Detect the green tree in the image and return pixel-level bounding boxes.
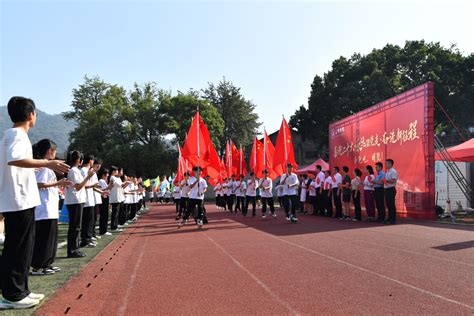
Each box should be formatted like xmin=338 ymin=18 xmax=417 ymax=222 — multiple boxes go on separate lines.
xmin=202 ymin=78 xmax=260 ymax=153
xmin=290 ymin=40 xmax=474 ymax=157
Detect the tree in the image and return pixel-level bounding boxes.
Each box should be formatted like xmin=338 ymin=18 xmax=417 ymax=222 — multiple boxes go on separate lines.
xmin=290 ymin=40 xmax=474 ymax=157
xmin=202 ymin=78 xmax=260 ymax=154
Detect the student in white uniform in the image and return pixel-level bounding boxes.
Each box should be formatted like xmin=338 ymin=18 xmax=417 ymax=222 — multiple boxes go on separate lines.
xmin=234 ymin=176 xmax=244 ymax=213
xmin=80 ymin=154 xmax=97 ymax=248
xmin=213 ymin=181 xmax=222 ymax=209
xmin=109 ymin=166 xmax=126 ymax=231
xmin=0 ymin=97 xmax=69 ymax=309
xmin=91 ymin=159 xmax=104 ymax=240
xmin=275 ymin=180 xmax=284 ymax=208
xmin=314 ymin=165 xmax=326 ymax=216
xmin=179 ymin=167 xmax=207 ymax=228
xmin=173 ymin=181 xmax=181 ymax=216
xmin=280 ymin=163 xmax=299 ymax=222
xmin=228 ymin=175 xmax=236 ymax=213
xmin=384 ymin=159 xmax=398 ymax=225
xmin=98 ymin=168 xmax=112 ymax=236
xmin=332 ymin=166 xmax=343 ymax=218
xmin=31 ymin=139 xmax=72 ymax=275
xmin=243 ymin=172 xmax=258 ymax=216
xmin=323 ymin=170 xmax=333 ymax=217
xmin=299 ymin=174 xmax=308 ymax=214
xmin=259 ymin=169 xmax=276 ymax=218
xmin=178 ymin=172 xmax=191 ymax=219
xmin=65 ymin=151 xmax=95 ymax=258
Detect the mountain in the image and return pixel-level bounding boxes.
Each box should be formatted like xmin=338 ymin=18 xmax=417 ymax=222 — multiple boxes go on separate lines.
xmin=0 ymin=106 xmax=76 ymax=156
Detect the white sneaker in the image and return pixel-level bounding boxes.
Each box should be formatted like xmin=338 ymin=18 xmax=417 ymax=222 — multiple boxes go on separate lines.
xmin=178 ymin=220 xmax=185 ymax=228
xmin=95 ymin=235 xmax=101 ymax=239
xmin=31 ymin=268 xmax=55 ymax=275
xmin=290 ymin=215 xmax=298 ymax=223
xmin=0 ymin=234 xmax=5 ymax=245
xmin=28 ymin=293 xmax=44 ymax=301
xmin=197 ymin=219 xmax=203 ymax=227
xmin=91 ymin=237 xmax=97 ymax=241
xmin=0 ymin=296 xmax=39 ymax=309
xmin=102 ymin=232 xmax=112 ymax=236
xmin=262 ymin=215 xmax=266 ymax=219
xmin=286 ymin=215 xmax=291 ymax=221
xmin=271 ymin=213 xmax=277 ymax=218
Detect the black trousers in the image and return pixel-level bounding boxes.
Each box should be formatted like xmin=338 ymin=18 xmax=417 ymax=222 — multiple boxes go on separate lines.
xmin=110 ymin=203 xmax=120 ymax=230
xmin=130 ymin=203 xmax=138 ymax=220
xmin=223 ymin=195 xmax=228 ymax=210
xmin=183 ymin=199 xmax=204 ymax=221
xmin=283 ymin=195 xmax=298 ymax=216
xmin=32 ymin=219 xmax=58 ymax=270
xmin=236 ymin=196 xmax=245 ymax=212
xmin=278 ymin=196 xmax=284 ymax=208
xmin=81 ymin=206 xmax=94 ymax=246
xmin=119 ymin=203 xmax=129 ymax=225
xmin=352 ymin=190 xmax=362 ymax=220
xmin=93 ymin=204 xmax=99 ymax=237
xmin=175 ymin=199 xmax=181 ymax=215
xmin=67 ymin=203 xmax=83 ymax=256
xmin=227 ymin=194 xmax=235 ymax=212
xmin=1 ymin=208 xmax=35 ymax=301
xmin=323 ymin=190 xmax=333 ymax=217
xmin=244 ymin=196 xmax=256 ymax=216
xmin=333 ymin=188 xmax=342 ymax=218
xmin=262 ymin=197 xmax=275 ymax=215
xmin=374 ymin=187 xmax=386 ymax=221
xmin=179 ymin=198 xmax=189 ymax=217
xmin=99 ymin=197 xmax=109 ymax=235
xmin=385 ymin=187 xmax=397 ymax=223
xmin=315 ymin=189 xmax=324 ymax=215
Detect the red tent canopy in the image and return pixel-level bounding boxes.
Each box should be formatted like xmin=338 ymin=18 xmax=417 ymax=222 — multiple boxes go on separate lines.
xmin=435 ymin=138 xmax=474 ymax=162
xmin=296 ymin=158 xmax=330 ymax=175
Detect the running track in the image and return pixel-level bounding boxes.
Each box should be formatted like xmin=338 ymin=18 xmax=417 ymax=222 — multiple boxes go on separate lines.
xmin=38 ymin=203 xmax=474 ymax=315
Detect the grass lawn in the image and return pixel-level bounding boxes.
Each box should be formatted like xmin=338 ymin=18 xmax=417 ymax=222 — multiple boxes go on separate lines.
xmin=0 ymin=222 xmax=122 ymax=315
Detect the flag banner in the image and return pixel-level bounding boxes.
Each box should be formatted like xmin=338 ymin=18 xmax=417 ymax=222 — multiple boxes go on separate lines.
xmin=273 ymin=118 xmax=297 ymax=175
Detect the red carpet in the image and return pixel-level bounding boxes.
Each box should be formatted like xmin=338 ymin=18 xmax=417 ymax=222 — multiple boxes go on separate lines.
xmin=37 ymin=203 xmax=474 ymax=315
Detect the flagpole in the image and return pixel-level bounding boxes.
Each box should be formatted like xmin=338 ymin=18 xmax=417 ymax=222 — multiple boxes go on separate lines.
xmin=282 ymin=116 xmax=288 ymax=165
xmin=197 ymin=112 xmax=200 ymax=162
xmin=253 ymin=138 xmax=257 ymax=172
xmin=263 ymin=128 xmax=267 ymax=171
xmin=239 ymin=144 xmax=242 ymax=176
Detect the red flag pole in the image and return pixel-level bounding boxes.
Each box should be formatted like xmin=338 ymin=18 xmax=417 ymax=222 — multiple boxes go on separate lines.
xmin=239 ymin=144 xmax=243 ymax=176
xmin=282 ymin=116 xmax=288 ymax=165
xmin=263 ymin=128 xmax=267 ymax=170
xmin=197 ymin=112 xmax=200 ymax=162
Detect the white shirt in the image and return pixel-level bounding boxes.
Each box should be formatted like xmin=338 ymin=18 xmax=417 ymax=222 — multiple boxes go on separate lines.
xmin=259 ymin=178 xmax=273 ymax=198
xmin=214 ymin=183 xmax=223 ymax=196
xmin=0 ymin=128 xmax=40 ymax=213
xmin=99 ymin=179 xmax=108 ymax=198
xmin=324 ymin=177 xmax=333 ymax=191
xmin=109 ymin=175 xmax=125 ymax=203
xmin=230 ymin=180 xmax=237 ymax=195
xmin=124 ymin=182 xmax=134 ymax=204
xmin=246 ymin=179 xmax=258 ymax=197
xmin=65 ymin=166 xmax=86 ymax=205
xmin=35 ymin=167 xmax=59 ymax=220
xmin=385 ymin=168 xmax=398 ymax=189
xmin=81 ymin=167 xmax=96 ymax=207
xmin=234 ymin=181 xmax=243 ymax=197
xmin=173 ymin=186 xmax=181 ymax=199
xmin=363 ymin=175 xmax=375 ymax=191
xmin=315 ymin=171 xmax=325 ymax=188
xmin=276 ymin=184 xmax=284 ymax=197
xmin=333 ymin=173 xmax=343 ymax=188
xmin=281 ymin=173 xmax=298 ymax=196
xmin=223 ymin=182 xmax=232 ymax=195
xmin=181 ymin=179 xmax=191 ymax=197
xmin=91 ymin=173 xmax=102 ymax=205
xmin=189 ymin=177 xmax=207 ymax=200
xmin=309 ymin=179 xmax=316 ymax=196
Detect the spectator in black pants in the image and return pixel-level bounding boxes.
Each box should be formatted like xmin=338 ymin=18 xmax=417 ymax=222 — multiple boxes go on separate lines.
xmin=373 ymin=162 xmax=386 ymax=222
xmin=351 ymin=168 xmax=362 ymax=221
xmin=332 ymin=166 xmax=343 ymax=218
xmin=323 ymin=170 xmax=333 ymax=217
xmin=384 ymin=159 xmax=398 ymax=224
xmin=98 ymin=168 xmax=111 ymax=235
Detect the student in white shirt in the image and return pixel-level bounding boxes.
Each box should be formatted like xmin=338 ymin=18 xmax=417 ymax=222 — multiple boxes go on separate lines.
xmin=80 ymin=154 xmax=97 ymax=248
xmin=332 ymin=166 xmax=343 ymax=218
xmin=178 ymin=172 xmax=191 ymax=220
xmin=179 ymin=166 xmax=207 ymax=228
xmin=65 ymin=151 xmax=95 ymax=258
xmin=234 ymin=175 xmax=245 ymax=214
xmin=213 ymin=181 xmax=222 ymax=209
xmin=280 ymin=163 xmax=299 ymax=222
xmin=0 ymin=97 xmax=69 ymax=309
xmin=299 ymin=174 xmax=308 ymax=214
xmin=259 ymin=169 xmax=276 ymax=218
xmin=323 ymin=170 xmax=333 ymax=217
xmin=363 ymin=165 xmax=376 ymax=221
xmin=228 ymin=174 xmax=236 ymax=213
xmin=243 ymin=172 xmax=258 ymax=216
xmin=314 ymin=165 xmax=326 ymax=216
xmin=109 ymin=166 xmax=127 ymax=231
xmin=275 ymin=180 xmax=284 ymax=208
xmin=91 ymin=159 xmax=105 ymax=239
xmin=97 ymin=168 xmax=112 ymax=236
xmin=31 ymin=139 xmax=72 ymax=276
xmin=384 ymin=159 xmax=398 ymax=225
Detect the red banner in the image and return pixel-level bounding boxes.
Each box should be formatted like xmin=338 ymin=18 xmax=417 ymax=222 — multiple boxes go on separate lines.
xmin=329 ymin=82 xmax=435 ymax=219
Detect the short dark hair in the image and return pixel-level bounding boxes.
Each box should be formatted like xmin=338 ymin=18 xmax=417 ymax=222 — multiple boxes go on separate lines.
xmin=98 ymin=168 xmax=109 ymax=179
xmin=375 ymin=162 xmax=383 ymax=169
xmin=366 ymin=165 xmax=374 ymax=175
xmin=386 ymin=159 xmax=394 ymax=165
xmin=94 ymin=158 xmax=103 ymax=165
xmin=333 ymin=166 xmax=340 ymax=172
xmin=354 ymin=168 xmax=362 ymax=177
xmin=342 ymin=166 xmax=349 ymax=173
xmin=83 ymin=154 xmax=95 ymax=165
xmin=316 ymin=165 xmax=322 ymax=171
xmin=7 ymin=96 xmax=36 ymax=123
xmin=32 ymin=139 xmax=57 ymax=159
xmin=66 ymin=150 xmax=83 ymax=167
xmin=231 ymin=174 xmax=236 ymax=177
xmin=287 ymin=163 xmax=293 ymax=167
xmin=110 ymin=166 xmax=118 ymax=173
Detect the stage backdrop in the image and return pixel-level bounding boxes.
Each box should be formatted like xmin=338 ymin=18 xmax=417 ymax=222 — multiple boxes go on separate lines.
xmin=329 ymin=82 xmax=435 ymax=219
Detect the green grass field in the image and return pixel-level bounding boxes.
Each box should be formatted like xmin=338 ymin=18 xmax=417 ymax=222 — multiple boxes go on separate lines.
xmin=0 ymin=222 xmax=122 ymax=315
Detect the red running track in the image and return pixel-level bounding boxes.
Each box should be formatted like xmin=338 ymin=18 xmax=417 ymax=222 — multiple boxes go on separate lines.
xmin=37 ymin=203 xmax=474 ymax=315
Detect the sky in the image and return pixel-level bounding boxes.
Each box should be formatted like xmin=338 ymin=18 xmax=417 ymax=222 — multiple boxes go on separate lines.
xmin=1 ymin=0 xmax=473 ymax=134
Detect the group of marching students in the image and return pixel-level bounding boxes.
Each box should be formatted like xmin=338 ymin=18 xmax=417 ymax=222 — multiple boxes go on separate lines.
xmin=0 ymin=97 xmax=147 ymax=309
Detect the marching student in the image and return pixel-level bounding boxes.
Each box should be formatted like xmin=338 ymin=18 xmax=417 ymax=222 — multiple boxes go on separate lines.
xmin=173 ymin=181 xmax=182 ymax=216
xmin=351 ymin=168 xmax=363 ymax=221
xmin=109 ymin=166 xmax=126 ymax=232
xmin=179 ymin=166 xmax=207 ymax=228
xmin=235 ymin=175 xmax=245 ymax=213
xmin=213 ymin=181 xmax=223 ymax=209
xmin=80 ymin=154 xmax=97 ymax=248
xmin=31 ymin=139 xmax=72 ymax=276
xmin=98 ymin=168 xmax=112 ymax=236
xmin=384 ymin=159 xmax=398 ymax=225
xmin=228 ymin=174 xmax=236 ymax=213
xmin=275 ymin=180 xmax=285 ymax=208
xmin=373 ymin=162 xmax=386 ymax=222
xmin=363 ymin=165 xmax=376 ymax=222
xmin=323 ymin=170 xmax=333 ymax=217
xmin=332 ymin=166 xmax=343 ymax=219
xmin=281 ymin=163 xmax=299 ymax=222
xmin=299 ymin=174 xmax=308 ymax=214
xmin=178 ymin=172 xmax=190 ymax=219
xmin=243 ymin=172 xmax=258 ymax=216
xmin=340 ymin=166 xmax=352 ymax=220
xmin=259 ymin=169 xmax=276 ymax=218
xmin=222 ymin=178 xmax=230 ymax=211
xmin=0 ymin=96 xmax=69 ymax=309
xmin=65 ymin=150 xmax=95 ymax=258
xmin=314 ymin=165 xmax=325 ymax=216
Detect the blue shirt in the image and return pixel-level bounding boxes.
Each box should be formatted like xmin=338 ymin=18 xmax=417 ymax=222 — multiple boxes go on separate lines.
xmin=374 ymin=171 xmax=385 ymax=188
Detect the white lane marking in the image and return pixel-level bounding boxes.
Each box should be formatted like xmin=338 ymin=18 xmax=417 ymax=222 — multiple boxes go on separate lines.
xmin=204 ymin=232 xmax=300 ymax=316
xmin=267 ymin=233 xmax=474 ymax=311
xmin=117 ymin=237 xmax=147 ymax=316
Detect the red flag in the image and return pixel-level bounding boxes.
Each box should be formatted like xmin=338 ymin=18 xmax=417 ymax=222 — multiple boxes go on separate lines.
xmin=273 ymin=118 xmax=297 ymax=176
xmin=250 ymin=137 xmax=264 ymax=178
xmin=226 ymin=140 xmax=238 ymax=176
xmin=182 ymin=112 xmax=210 ymax=168
xmin=262 ymin=130 xmax=278 ymax=180
xmin=238 ymin=144 xmax=247 ymax=178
